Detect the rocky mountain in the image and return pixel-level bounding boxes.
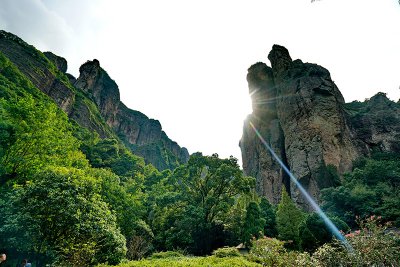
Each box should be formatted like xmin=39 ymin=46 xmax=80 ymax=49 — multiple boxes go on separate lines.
xmin=73 ymin=59 xmax=189 ymax=170
xmin=0 ymin=30 xmax=188 ymax=170
xmin=240 ymin=45 xmax=400 ymax=209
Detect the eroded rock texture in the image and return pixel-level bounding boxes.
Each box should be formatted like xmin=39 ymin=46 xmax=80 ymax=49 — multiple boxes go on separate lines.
xmin=74 ymin=60 xmax=189 ymax=170
xmin=241 ymin=45 xmax=400 ymax=209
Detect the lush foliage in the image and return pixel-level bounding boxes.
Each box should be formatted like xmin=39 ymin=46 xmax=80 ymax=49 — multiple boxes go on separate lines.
xmin=0 ymin=55 xmax=144 ymax=266
xmin=1 ymin=45 xmax=400 ymax=267
xmin=242 ymin=202 xmax=265 ymax=246
xmin=299 ymin=213 xmax=349 ymax=252
xmin=97 ymin=255 xmax=261 ymax=267
xmin=259 ymin=197 xmax=277 ymax=237
xmin=321 ymin=153 xmax=400 ymax=227
xmin=276 ymin=189 xmax=305 ymax=249
xmin=312 ymin=216 xmax=400 ymax=266
xmin=212 ymin=247 xmax=241 ymax=258
xmin=148 ymin=153 xmax=256 ymax=255
xmin=248 ymin=237 xmax=312 ymax=266
xmin=102 ymin=219 xmax=399 ymax=266
xmin=1 ymin=168 xmax=126 ymax=266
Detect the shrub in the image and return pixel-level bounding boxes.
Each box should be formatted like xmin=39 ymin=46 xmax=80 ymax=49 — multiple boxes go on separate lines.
xmin=212 ymin=247 xmax=241 ymax=258
xmin=248 ymin=237 xmax=313 ymax=266
xmin=312 ymin=216 xmax=400 ymax=266
xmin=150 ymin=251 xmax=184 ymax=259
xmin=248 ymin=237 xmax=286 ymax=265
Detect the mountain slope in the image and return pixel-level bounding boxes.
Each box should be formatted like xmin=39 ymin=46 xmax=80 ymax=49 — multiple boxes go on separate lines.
xmin=0 ymin=30 xmax=188 ymax=170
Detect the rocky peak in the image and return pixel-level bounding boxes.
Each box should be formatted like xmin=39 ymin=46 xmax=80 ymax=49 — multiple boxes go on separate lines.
xmin=246 ymin=62 xmax=276 ymax=117
xmin=367 ymin=92 xmax=392 ymax=109
xmin=241 ymin=45 xmax=360 ymax=209
xmin=0 ymin=30 xmax=75 ymax=113
xmin=43 ymin=51 xmax=68 ymax=73
xmin=268 ymin=44 xmax=293 ymax=75
xmin=0 ymin=30 xmax=188 ymax=171
xmin=74 ymin=59 xmax=189 ymax=170
xmin=75 ymin=59 xmax=120 ymax=101
xmin=74 ymin=59 xmax=120 ymax=120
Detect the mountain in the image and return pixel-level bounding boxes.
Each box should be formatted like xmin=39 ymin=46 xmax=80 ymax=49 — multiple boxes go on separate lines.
xmin=0 ymin=30 xmax=188 ymax=170
xmin=240 ymin=45 xmax=400 ymax=209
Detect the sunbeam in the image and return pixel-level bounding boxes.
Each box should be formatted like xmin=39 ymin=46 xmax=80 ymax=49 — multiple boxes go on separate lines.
xmin=249 ymin=121 xmax=354 ymax=252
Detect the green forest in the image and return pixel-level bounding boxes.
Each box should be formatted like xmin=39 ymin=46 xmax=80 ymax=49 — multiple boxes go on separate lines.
xmin=0 ymin=42 xmax=399 ymax=267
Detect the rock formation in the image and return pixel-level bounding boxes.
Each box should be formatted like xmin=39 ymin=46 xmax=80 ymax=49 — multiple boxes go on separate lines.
xmin=240 ymin=45 xmax=400 ymax=209
xmin=0 ymin=31 xmax=75 ymax=113
xmin=74 ymin=59 xmax=189 ymax=170
xmin=0 ymin=30 xmax=188 ymax=171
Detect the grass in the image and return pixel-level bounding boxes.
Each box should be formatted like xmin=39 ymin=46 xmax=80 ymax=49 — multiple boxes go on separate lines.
xmin=97 ymin=255 xmax=261 ymax=267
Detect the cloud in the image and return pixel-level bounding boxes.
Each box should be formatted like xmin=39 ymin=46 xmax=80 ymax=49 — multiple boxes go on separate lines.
xmin=0 ymin=0 xmax=74 ymax=56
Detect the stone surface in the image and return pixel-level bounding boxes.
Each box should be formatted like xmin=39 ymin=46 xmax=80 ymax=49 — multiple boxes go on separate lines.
xmin=241 ymin=45 xmax=400 ymax=209
xmin=0 ymin=30 xmax=75 ymax=114
xmin=345 ymin=93 xmax=400 ymax=155
xmin=44 ymin=51 xmax=68 ymax=73
xmin=74 ymin=60 xmax=189 ymax=170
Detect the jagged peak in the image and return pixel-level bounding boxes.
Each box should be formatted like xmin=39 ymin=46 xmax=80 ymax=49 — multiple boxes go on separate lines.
xmin=43 ymin=51 xmax=68 ymax=73
xmin=246 ymin=62 xmax=274 ymax=93
xmin=268 ymin=44 xmax=292 ymax=74
xmin=369 ymin=92 xmax=390 ymax=101
xmin=248 ymin=62 xmax=269 ymax=72
xmin=79 ymin=59 xmax=101 ymax=73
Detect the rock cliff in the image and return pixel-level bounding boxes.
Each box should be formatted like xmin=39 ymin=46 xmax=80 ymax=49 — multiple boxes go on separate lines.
xmin=74 ymin=59 xmax=189 ymax=170
xmin=0 ymin=30 xmax=188 ymax=170
xmin=240 ymin=45 xmax=400 ymax=209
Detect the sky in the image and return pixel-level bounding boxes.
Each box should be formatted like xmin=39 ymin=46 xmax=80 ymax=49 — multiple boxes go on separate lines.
xmin=0 ymin=0 xmax=399 ymax=166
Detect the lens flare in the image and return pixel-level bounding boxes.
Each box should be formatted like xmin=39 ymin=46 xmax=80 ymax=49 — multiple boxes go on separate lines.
xmin=249 ymin=121 xmax=353 ymax=252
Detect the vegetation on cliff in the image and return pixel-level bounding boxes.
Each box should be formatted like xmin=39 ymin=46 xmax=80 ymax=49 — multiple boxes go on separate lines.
xmin=0 ymin=34 xmax=399 ymax=266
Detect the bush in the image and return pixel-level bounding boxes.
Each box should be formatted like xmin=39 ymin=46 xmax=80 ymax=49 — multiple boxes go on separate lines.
xmin=97 ymin=255 xmax=261 ymax=267
xmin=248 ymin=237 xmax=313 ymax=266
xmin=248 ymin=237 xmax=286 ymax=265
xmin=150 ymin=251 xmax=184 ymax=259
xmin=212 ymin=247 xmax=241 ymax=258
xmin=311 ymin=216 xmax=400 ymax=266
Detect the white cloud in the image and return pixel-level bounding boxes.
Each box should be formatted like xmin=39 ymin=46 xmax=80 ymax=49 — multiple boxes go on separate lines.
xmin=0 ymin=0 xmax=74 ymax=55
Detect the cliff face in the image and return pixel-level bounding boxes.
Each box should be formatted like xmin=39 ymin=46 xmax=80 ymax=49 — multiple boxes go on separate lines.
xmin=345 ymin=93 xmax=400 ymax=155
xmin=0 ymin=31 xmax=75 ymax=113
xmin=240 ymin=45 xmax=400 ymax=209
xmin=0 ymin=30 xmax=188 ymax=171
xmin=74 ymin=59 xmax=189 ymax=170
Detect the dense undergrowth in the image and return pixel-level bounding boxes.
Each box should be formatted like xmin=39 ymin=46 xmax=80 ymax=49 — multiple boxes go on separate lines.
xmin=98 ymin=217 xmax=400 ymax=267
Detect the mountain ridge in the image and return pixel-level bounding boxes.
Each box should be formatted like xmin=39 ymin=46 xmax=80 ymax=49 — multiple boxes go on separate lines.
xmin=0 ymin=29 xmax=189 ymax=171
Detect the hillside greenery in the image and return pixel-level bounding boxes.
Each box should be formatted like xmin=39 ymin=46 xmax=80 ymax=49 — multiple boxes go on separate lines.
xmin=0 ymin=50 xmax=399 ymax=267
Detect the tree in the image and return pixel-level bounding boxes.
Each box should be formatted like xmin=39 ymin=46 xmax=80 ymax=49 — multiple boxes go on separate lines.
xmin=242 ymin=202 xmax=265 ymax=247
xmin=0 ymin=96 xmax=87 ymax=182
xmin=149 ymin=153 xmax=255 ymax=254
xmin=0 ymin=167 xmax=126 ymax=266
xmin=299 ymin=213 xmax=349 ymax=252
xmin=276 ymin=188 xmax=305 ymax=249
xmin=89 ymin=168 xmax=153 ymax=260
xmin=321 ymin=155 xmax=400 ymax=227
xmin=259 ymin=197 xmax=277 ymax=237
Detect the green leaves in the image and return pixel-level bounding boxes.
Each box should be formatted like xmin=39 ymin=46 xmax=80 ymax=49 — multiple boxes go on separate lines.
xmin=242 ymin=202 xmax=265 ymax=247
xmin=321 ymin=155 xmax=400 ymax=227
xmin=276 ymin=189 xmax=305 ymax=249
xmin=0 ymin=167 xmax=126 ymax=266
xmin=0 ymin=96 xmax=88 ymax=181
xmin=148 ymin=153 xmax=256 ymax=254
